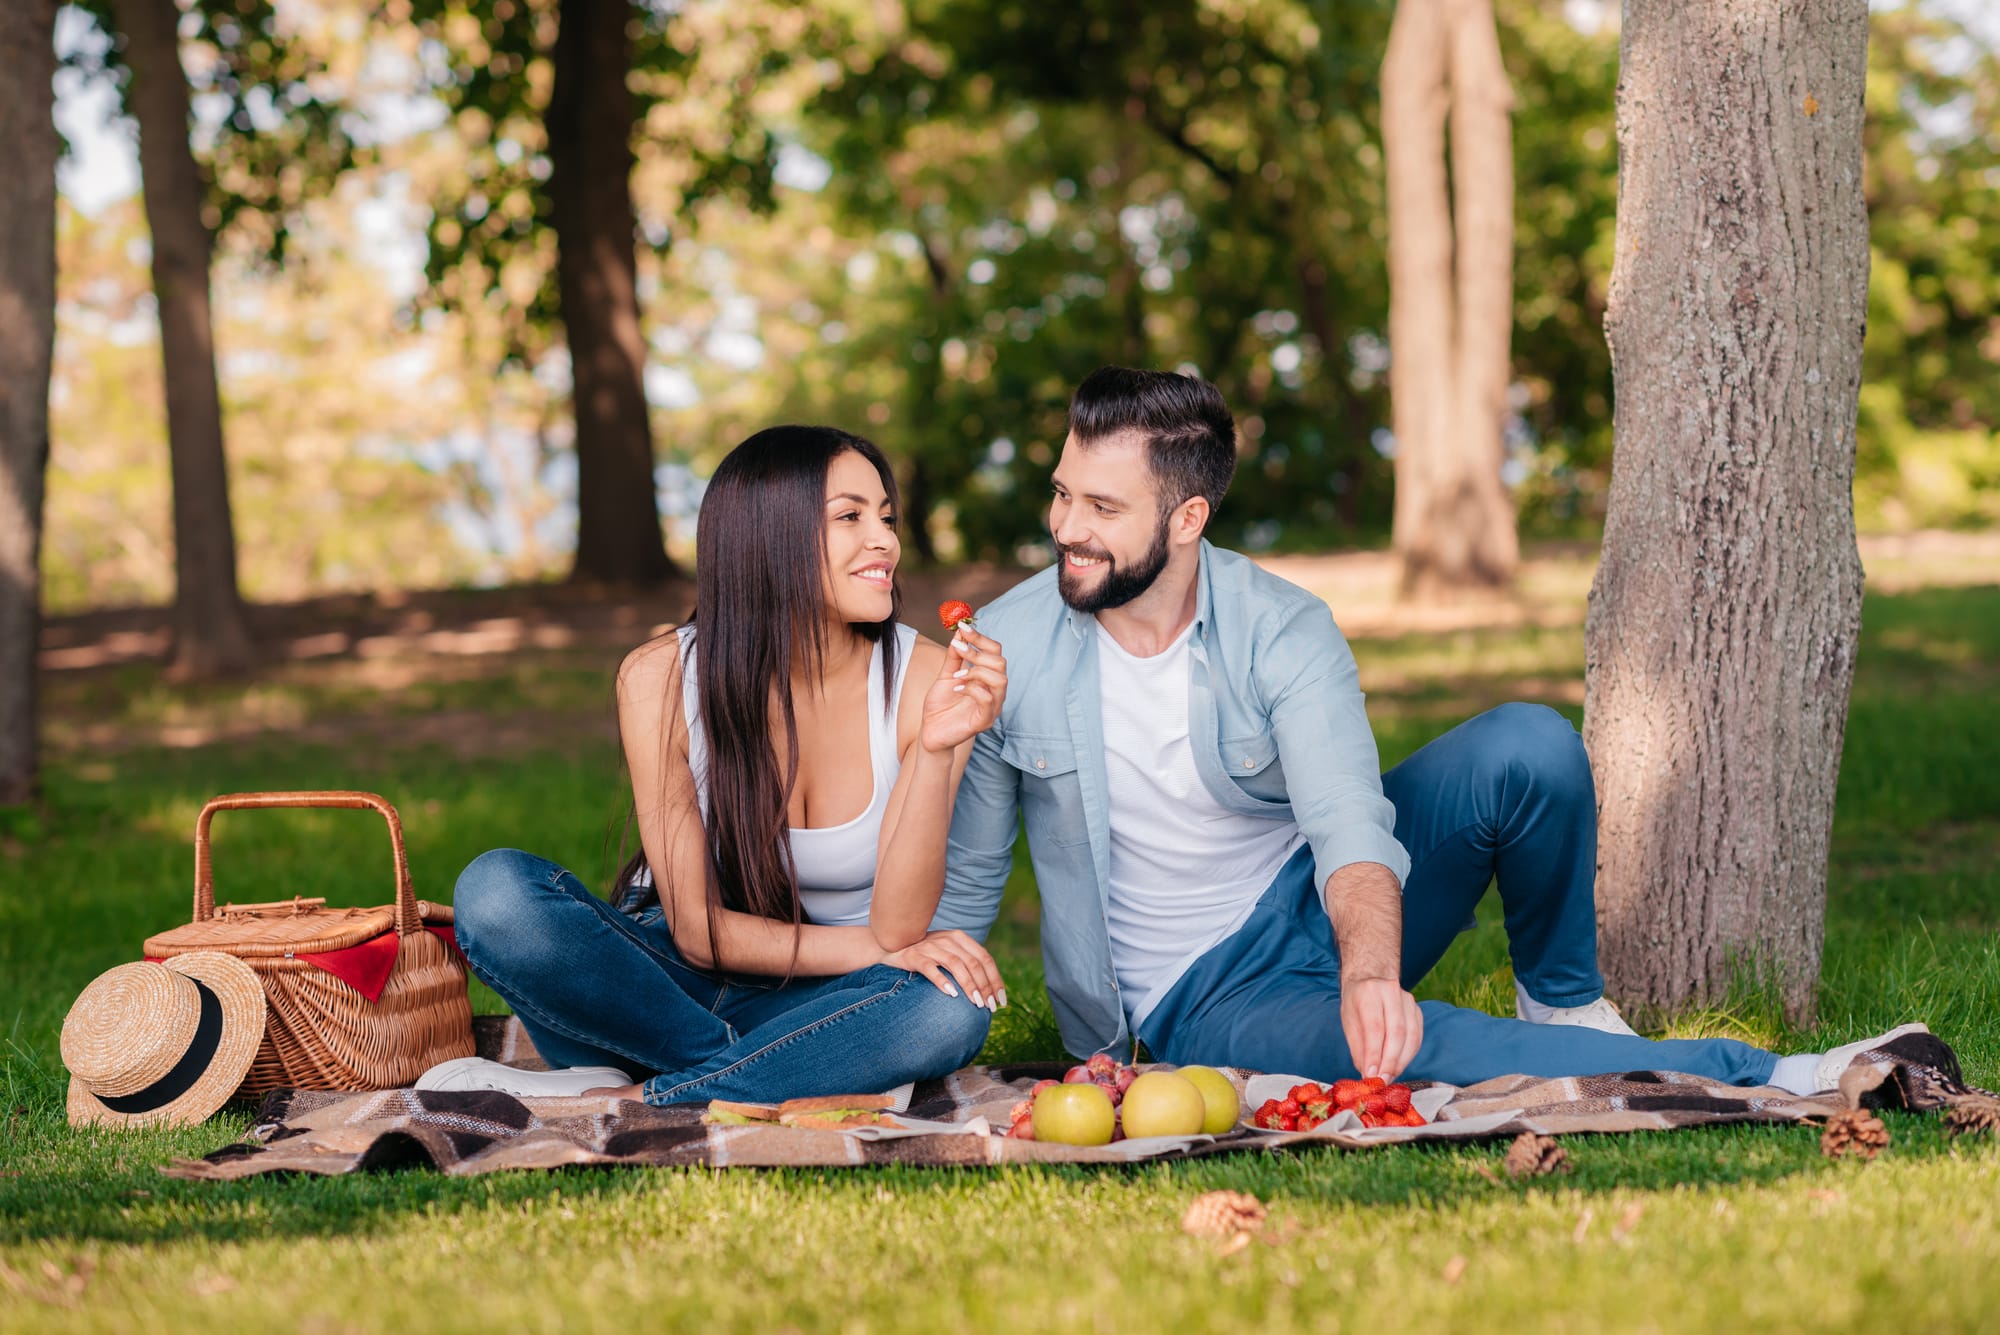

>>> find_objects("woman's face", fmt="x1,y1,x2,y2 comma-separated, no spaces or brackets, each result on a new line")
821,449,900,625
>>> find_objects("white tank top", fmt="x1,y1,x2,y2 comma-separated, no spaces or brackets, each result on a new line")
635,623,917,928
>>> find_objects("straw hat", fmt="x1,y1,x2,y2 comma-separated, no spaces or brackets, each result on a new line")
61,953,267,1129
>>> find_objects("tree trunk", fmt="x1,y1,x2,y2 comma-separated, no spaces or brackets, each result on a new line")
1442,0,1519,586
1383,0,1519,600
548,0,673,586
0,0,58,807
1585,0,1870,1023
114,0,257,680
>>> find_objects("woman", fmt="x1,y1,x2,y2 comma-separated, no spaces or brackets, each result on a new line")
421,425,1009,1104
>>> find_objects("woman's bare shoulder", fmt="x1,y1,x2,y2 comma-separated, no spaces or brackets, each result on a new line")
617,627,686,702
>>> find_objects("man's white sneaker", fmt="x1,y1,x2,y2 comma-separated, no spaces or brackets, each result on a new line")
1515,981,1641,1037
414,1056,632,1098
1809,1022,1931,1093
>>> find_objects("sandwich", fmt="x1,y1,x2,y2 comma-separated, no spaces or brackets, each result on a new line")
700,1092,898,1129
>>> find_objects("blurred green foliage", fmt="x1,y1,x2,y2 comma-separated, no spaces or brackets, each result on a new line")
42,0,1999,608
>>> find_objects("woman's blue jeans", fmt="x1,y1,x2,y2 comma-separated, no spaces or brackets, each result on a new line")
451,849,992,1105
1139,704,1781,1087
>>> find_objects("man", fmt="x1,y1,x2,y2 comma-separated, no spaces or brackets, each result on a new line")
934,366,1913,1092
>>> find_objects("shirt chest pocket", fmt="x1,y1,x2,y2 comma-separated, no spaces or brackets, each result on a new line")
1004,733,1092,848
1219,731,1289,805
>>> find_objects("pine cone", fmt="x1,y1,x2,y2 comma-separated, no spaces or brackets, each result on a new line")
1503,1132,1570,1178
1820,1108,1890,1160
1943,1097,2000,1139
1181,1190,1267,1240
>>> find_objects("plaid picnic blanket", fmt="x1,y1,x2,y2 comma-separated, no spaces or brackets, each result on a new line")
163,1020,1986,1179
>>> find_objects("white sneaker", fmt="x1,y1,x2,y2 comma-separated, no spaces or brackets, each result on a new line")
415,1056,632,1097
1809,1022,1931,1093
1516,981,1641,1037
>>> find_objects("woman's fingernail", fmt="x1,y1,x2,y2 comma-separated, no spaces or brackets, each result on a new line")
952,684,966,693
999,990,1009,1008
944,984,959,997
954,667,969,678
969,990,984,1006
986,996,998,1013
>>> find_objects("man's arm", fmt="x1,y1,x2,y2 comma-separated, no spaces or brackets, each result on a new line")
928,725,1020,940
1261,599,1421,1079
1324,861,1424,1080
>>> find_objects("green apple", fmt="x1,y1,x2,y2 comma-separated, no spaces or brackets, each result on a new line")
1031,1081,1117,1146
1175,1065,1241,1135
1118,1071,1207,1139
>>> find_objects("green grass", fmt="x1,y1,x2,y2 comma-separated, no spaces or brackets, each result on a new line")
3,583,1998,1331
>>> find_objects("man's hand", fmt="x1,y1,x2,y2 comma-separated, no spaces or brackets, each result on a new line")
1340,976,1423,1081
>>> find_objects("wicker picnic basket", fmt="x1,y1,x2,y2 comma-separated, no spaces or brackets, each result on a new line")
142,791,475,1099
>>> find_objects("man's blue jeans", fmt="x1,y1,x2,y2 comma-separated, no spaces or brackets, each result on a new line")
451,849,992,1104
1139,704,1780,1087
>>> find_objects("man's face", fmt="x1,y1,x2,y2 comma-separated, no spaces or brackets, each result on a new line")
1048,431,1172,613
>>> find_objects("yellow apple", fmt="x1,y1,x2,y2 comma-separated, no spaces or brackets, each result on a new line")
1032,1081,1117,1146
1118,1071,1207,1138
1175,1065,1241,1135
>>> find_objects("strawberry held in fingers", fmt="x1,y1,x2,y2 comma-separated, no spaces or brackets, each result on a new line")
938,599,977,633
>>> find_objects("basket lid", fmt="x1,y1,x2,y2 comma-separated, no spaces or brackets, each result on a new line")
145,899,398,959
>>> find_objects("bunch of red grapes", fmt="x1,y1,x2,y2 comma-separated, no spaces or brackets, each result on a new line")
1005,1052,1136,1140
1251,1076,1428,1131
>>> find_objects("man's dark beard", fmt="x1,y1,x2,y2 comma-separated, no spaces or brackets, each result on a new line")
1056,519,1171,613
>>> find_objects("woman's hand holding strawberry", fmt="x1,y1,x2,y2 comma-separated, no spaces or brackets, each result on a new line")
919,623,1007,754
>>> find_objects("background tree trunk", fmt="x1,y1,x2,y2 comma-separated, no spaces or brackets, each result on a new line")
0,0,58,806
548,0,673,586
1585,0,1870,1023
1384,0,1519,600
114,0,256,680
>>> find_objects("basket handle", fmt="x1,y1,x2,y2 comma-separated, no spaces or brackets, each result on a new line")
194,791,421,936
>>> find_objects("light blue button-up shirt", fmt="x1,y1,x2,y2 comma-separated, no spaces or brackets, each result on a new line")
932,540,1411,1057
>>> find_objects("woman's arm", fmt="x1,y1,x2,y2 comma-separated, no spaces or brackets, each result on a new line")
618,635,888,977
869,628,1008,951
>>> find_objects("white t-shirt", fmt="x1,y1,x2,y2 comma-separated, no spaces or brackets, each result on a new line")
1097,621,1306,1028
630,623,917,927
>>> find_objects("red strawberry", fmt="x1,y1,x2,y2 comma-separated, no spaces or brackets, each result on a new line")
939,599,976,632
1331,1079,1367,1109
1359,1094,1388,1120
1287,1082,1325,1105
1009,1100,1032,1124
1382,1085,1413,1114
1278,1098,1302,1118
1362,1075,1387,1093
1279,1114,1300,1132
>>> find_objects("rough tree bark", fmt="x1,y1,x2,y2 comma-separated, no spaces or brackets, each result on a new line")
1383,0,1519,600
0,0,58,806
114,0,257,680
1585,0,1870,1022
547,0,673,586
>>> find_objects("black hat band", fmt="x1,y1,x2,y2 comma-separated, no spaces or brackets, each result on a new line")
94,976,227,1114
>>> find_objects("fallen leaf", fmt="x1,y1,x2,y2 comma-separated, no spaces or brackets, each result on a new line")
1442,1255,1469,1285
1803,93,1820,115
1572,1208,1594,1243
1612,1202,1645,1241
1808,1188,1840,1202
1469,1162,1502,1185
1217,1232,1253,1258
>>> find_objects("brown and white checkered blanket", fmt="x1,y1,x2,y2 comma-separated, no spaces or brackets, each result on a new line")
163,1021,1985,1179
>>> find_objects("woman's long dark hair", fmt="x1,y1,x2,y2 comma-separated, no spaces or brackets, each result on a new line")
617,426,902,976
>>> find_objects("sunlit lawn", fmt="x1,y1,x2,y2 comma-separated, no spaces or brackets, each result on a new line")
3,572,1997,1332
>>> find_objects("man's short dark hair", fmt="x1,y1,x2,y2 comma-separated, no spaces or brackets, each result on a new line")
1067,366,1237,517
